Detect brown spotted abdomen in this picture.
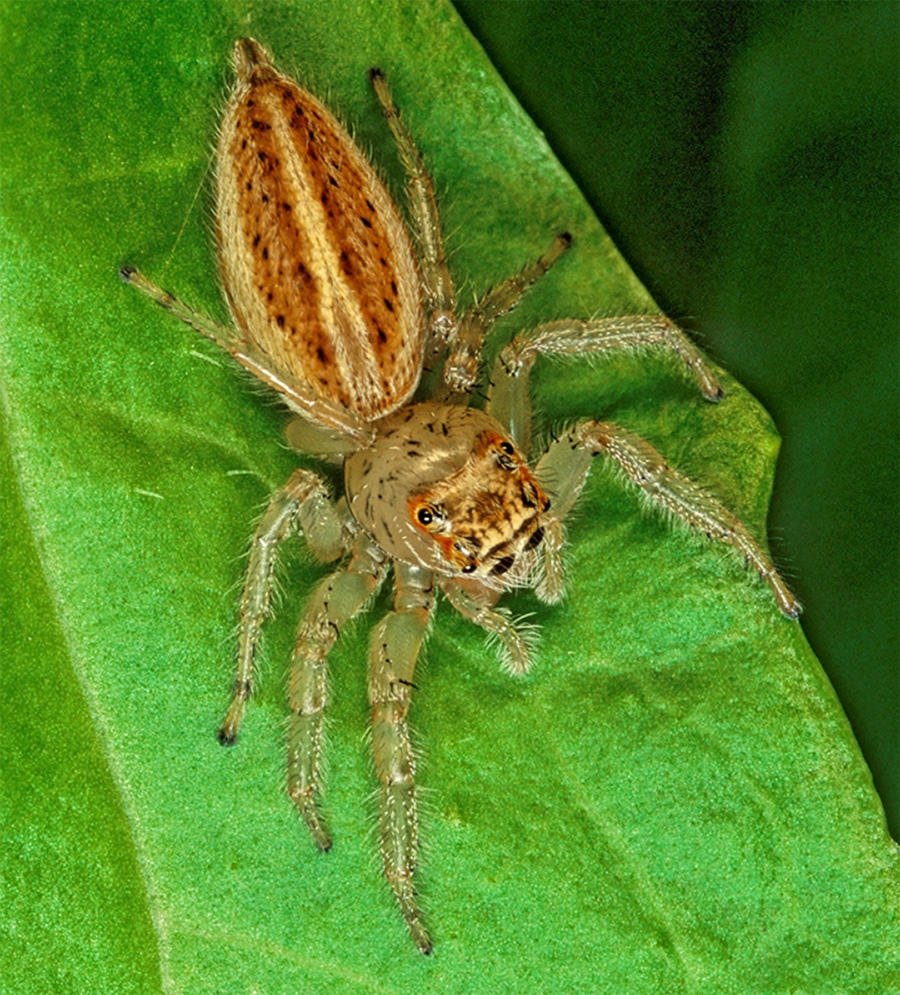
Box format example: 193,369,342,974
215,39,425,420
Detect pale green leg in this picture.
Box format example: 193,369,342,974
488,313,723,456
219,469,350,746
287,533,387,850
119,267,372,445
535,421,801,618
370,70,456,357
440,577,537,672
439,233,572,398
369,562,435,954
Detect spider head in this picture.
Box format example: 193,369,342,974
345,403,551,586
407,429,550,586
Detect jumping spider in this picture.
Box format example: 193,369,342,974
122,38,798,954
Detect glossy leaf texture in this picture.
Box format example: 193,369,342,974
1,2,897,993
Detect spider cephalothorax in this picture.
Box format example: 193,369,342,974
345,402,549,587
122,38,798,955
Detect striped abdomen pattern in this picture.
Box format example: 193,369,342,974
215,41,425,420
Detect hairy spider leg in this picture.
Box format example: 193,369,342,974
370,69,456,358
489,314,724,457
440,577,535,673
217,468,351,745
119,267,373,446
288,532,388,850
439,233,573,399
368,561,436,954
371,72,573,396
482,318,797,615
536,422,801,618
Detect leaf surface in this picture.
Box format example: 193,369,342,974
1,2,897,993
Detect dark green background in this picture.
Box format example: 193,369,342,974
455,0,899,838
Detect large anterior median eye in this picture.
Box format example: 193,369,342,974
412,502,441,528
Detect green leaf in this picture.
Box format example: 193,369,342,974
455,0,900,843
1,2,896,993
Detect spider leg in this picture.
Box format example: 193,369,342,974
218,468,351,746
369,562,435,954
440,576,536,673
440,233,572,398
488,313,722,455
288,532,387,850
535,421,800,617
370,70,456,359
119,267,373,446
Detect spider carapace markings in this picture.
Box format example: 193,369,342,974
121,38,799,954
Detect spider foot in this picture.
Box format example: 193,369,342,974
389,872,433,955
290,788,333,852
217,691,249,746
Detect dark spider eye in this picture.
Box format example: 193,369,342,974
461,562,477,574
496,439,517,470
416,506,433,525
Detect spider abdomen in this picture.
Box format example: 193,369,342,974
216,39,425,420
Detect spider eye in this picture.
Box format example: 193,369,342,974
416,506,433,525
461,562,477,574
495,439,517,470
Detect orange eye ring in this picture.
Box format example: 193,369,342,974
410,499,441,531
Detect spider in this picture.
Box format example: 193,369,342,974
121,38,799,954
